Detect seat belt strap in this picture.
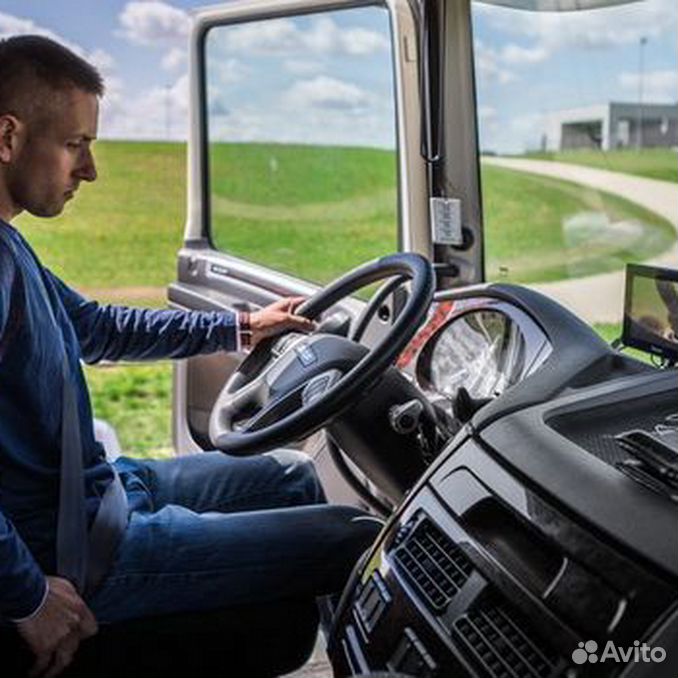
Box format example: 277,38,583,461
56,354,88,592
85,467,128,595
44,286,129,595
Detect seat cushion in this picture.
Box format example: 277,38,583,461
1,597,319,678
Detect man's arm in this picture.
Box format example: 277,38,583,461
0,510,48,621
0,261,96,677
0,516,97,675
0,245,53,624
47,270,314,363
0,489,96,678
47,271,239,362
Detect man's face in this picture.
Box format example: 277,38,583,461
4,87,98,218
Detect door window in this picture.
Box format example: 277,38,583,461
204,6,398,284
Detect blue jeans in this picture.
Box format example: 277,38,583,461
87,450,381,624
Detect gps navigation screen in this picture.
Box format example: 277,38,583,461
623,264,678,361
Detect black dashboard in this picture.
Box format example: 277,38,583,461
327,283,678,678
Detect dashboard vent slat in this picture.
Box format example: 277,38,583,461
455,598,560,678
392,517,474,613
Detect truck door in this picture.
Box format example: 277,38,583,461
169,0,437,503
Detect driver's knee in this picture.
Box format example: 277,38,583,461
264,447,326,506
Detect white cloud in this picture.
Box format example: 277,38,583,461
303,17,389,55
619,69,678,102
284,59,324,76
479,106,497,121
118,1,190,46
0,10,108,68
475,40,516,84
476,0,677,60
501,43,548,65
478,109,547,155
208,99,395,149
283,76,370,112
213,58,246,85
341,26,390,55
213,15,387,58
221,18,300,55
101,73,189,140
162,46,186,71
89,48,116,72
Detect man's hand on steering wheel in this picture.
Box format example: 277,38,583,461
242,297,316,348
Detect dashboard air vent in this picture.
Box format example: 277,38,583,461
392,517,474,612
455,596,560,678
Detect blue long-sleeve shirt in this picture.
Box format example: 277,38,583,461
0,220,238,619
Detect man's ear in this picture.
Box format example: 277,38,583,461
0,114,23,164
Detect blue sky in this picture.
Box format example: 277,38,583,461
473,0,677,151
1,0,675,152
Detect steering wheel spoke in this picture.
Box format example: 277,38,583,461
211,373,269,434
244,384,307,432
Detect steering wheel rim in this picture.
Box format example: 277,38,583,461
209,252,435,455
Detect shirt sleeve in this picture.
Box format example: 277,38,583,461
46,270,240,364
0,510,49,621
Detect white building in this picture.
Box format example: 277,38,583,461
543,102,678,151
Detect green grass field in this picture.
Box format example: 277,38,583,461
85,363,173,458
524,148,678,183
13,141,672,456
210,143,675,285
481,165,675,282
16,142,186,293
210,142,397,283
16,142,675,295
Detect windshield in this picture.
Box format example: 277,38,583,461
472,0,677,332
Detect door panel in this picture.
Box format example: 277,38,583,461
169,246,324,454
172,0,424,508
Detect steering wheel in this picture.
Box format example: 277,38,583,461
209,253,434,455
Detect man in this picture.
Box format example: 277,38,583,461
0,35,379,677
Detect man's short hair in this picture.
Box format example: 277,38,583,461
0,35,103,124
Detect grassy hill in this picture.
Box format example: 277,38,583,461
16,141,675,295
481,164,675,282
524,148,678,183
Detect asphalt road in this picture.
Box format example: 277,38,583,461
483,157,678,324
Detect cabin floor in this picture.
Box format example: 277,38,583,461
285,635,332,678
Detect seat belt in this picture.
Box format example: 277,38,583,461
85,465,128,595
48,293,129,595
56,355,88,591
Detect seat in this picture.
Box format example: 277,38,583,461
1,597,319,678
93,418,122,462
